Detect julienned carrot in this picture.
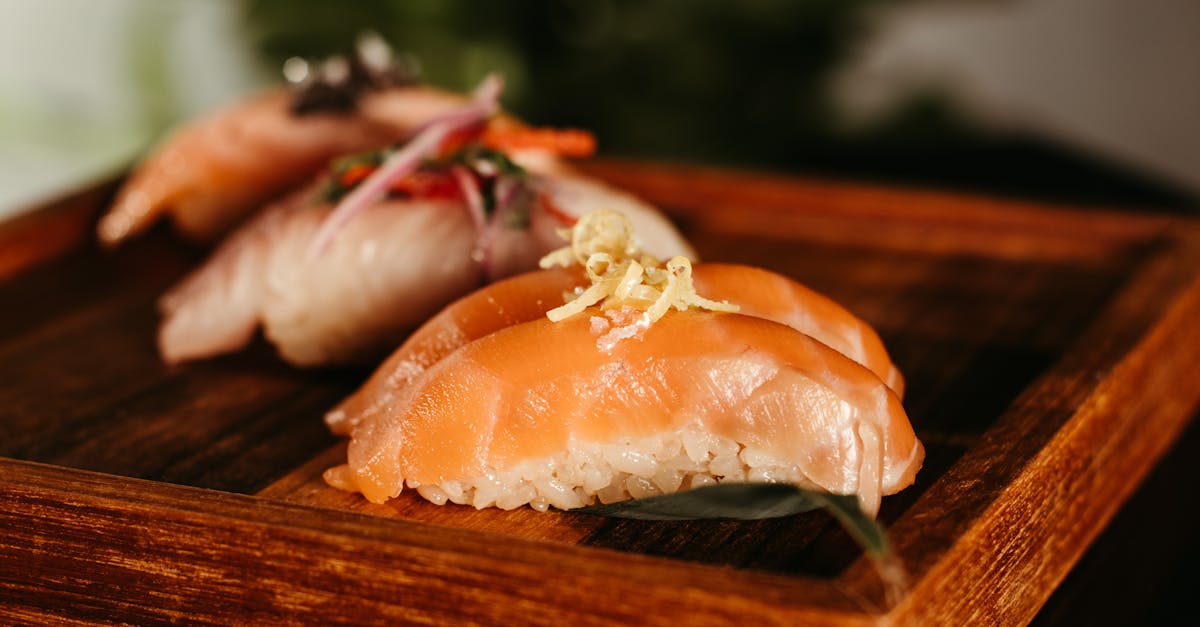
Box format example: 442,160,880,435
338,163,377,187
387,170,461,200
482,127,597,158
334,122,599,204
436,124,487,159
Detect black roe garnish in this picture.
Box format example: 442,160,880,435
289,33,419,116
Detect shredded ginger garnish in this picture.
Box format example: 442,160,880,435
538,209,738,326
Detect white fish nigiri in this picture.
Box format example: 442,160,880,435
153,74,694,366
157,187,480,366
157,174,693,365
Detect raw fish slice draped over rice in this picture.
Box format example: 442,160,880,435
156,175,693,366
325,262,905,436
151,75,694,366
98,85,477,246
332,311,922,517
157,187,481,366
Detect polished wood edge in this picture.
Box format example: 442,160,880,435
876,231,1200,624
0,177,119,282
0,457,880,625
579,160,1193,263
579,159,1186,235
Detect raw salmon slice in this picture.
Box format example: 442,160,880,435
327,262,903,435
98,85,477,246
338,310,922,516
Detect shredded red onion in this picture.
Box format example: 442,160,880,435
307,74,504,257
492,175,522,216
451,165,487,231
405,74,504,139
475,175,533,281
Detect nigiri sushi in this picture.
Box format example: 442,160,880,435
326,209,903,436
97,36,503,246
328,310,920,518
325,212,922,517
157,104,694,366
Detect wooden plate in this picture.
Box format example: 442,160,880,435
2,162,1198,625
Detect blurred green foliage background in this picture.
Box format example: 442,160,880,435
239,0,1193,209
244,0,871,168
0,0,1193,216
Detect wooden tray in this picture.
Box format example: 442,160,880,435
2,162,1198,625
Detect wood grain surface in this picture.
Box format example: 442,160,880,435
1,162,1198,625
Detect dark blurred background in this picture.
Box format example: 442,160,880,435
2,0,1197,215
241,0,1200,211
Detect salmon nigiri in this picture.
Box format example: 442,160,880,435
326,210,903,436
98,36,501,246
325,212,921,516
329,310,922,517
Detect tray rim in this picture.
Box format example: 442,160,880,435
2,164,1199,625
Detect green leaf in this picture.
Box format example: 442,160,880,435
320,148,390,202
576,482,889,557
